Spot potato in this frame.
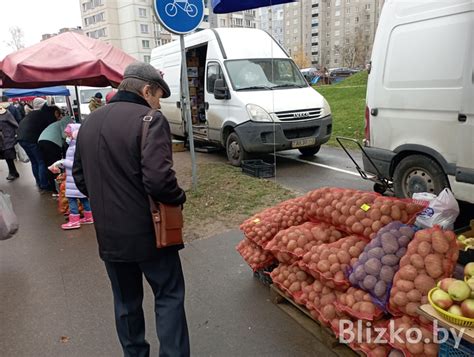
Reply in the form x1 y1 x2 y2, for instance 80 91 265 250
380 266 395 283
374 280 387 297
424 343 438 356
396 247 407 258
329 263 341 274
392 291 407 306
432 230 450 254
405 302 419 317
363 275 377 290
337 251 351 264
348 246 361 258
381 254 399 266
398 235 410 248
424 254 443 279
399 265 417 281
396 279 414 292
406 340 424 355
407 289 422 302
317 260 330 272
328 254 339 265
364 258 382 275
391 206 402 220
354 265 366 280
381 232 399 254
352 222 364 234
368 247 384 259
380 215 392 225
417 241 432 257
380 204 391 215
359 301 376 314
414 274 435 295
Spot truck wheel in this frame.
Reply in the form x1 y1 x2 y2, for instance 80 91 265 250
298 145 321 157
393 155 449 198
226 132 248 166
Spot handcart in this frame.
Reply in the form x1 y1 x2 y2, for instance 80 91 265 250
336 137 393 195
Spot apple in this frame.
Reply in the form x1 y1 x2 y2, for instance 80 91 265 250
465 262 474 279
448 305 463 316
448 280 471 302
437 278 456 293
467 277 474 298
461 299 474 318
431 289 453 310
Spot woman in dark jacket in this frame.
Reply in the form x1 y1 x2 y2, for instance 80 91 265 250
0 106 20 180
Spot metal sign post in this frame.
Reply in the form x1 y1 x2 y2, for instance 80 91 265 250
154 0 205 191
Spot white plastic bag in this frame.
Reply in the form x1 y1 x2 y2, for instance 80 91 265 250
415 188 460 230
0 191 19 240
15 143 30 163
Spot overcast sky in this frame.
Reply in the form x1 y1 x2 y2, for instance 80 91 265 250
1 0 82 59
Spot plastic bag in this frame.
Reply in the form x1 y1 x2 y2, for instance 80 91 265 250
347 222 415 312
415 188 460 230
0 191 19 240
15 143 29 163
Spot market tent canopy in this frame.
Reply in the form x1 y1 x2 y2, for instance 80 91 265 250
0 32 136 89
211 0 296 13
3 86 70 98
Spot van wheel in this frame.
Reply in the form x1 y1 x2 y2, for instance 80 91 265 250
298 145 321 156
226 132 248 167
393 155 449 198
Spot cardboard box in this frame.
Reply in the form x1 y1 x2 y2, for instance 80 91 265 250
187 67 198 78
172 139 185 152
187 57 199 67
189 87 197 96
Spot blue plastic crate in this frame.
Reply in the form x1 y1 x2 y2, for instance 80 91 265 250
438 332 474 357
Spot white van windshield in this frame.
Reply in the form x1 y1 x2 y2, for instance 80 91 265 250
225 59 308 91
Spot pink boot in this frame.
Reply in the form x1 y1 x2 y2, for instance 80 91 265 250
61 214 81 230
80 211 94 225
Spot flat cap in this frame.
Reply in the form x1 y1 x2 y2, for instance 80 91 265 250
124 62 171 98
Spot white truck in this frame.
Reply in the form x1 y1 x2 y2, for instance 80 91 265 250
151 28 332 166
363 0 474 204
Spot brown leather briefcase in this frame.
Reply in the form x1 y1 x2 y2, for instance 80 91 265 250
142 110 184 248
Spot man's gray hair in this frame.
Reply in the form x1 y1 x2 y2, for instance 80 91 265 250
118 77 161 97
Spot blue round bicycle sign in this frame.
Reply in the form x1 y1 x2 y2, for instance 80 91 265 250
154 0 205 34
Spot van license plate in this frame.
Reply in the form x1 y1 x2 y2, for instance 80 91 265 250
291 138 316 148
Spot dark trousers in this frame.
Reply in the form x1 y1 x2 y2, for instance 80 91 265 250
38 140 63 192
104 251 190 357
6 159 18 175
18 140 49 190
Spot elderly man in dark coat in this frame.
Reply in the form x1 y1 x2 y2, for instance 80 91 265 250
72 62 189 357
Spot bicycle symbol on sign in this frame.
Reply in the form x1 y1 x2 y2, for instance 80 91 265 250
165 0 198 18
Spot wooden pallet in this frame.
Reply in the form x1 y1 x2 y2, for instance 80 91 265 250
270 285 363 357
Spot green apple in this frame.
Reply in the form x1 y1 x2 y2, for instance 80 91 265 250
448 280 471 302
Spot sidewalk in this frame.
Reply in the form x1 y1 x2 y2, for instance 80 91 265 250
0 162 336 356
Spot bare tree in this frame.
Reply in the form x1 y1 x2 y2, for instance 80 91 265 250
341 26 369 68
292 48 312 68
6 26 25 51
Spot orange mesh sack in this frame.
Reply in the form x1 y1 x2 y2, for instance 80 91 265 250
240 197 308 247
334 287 385 321
270 263 314 302
264 221 345 264
298 235 368 290
388 227 459 319
305 187 424 239
236 238 276 272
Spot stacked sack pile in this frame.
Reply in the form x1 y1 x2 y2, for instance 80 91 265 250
237 187 461 357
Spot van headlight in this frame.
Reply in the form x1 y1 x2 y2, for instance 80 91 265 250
321 98 331 117
246 104 273 122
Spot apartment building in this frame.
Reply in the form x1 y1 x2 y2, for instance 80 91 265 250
283 0 313 68
208 9 258 29
257 5 284 46
317 0 385 68
79 0 210 62
42 27 84 41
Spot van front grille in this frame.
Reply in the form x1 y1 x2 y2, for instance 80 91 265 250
275 108 322 121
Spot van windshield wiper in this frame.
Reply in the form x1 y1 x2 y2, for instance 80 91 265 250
236 85 274 91
272 83 306 89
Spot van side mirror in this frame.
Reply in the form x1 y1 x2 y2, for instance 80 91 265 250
214 79 230 100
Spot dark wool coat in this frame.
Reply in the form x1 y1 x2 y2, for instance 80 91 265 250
72 91 186 262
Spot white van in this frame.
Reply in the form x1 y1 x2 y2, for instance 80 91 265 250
363 0 474 203
151 28 332 166
53 86 113 119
